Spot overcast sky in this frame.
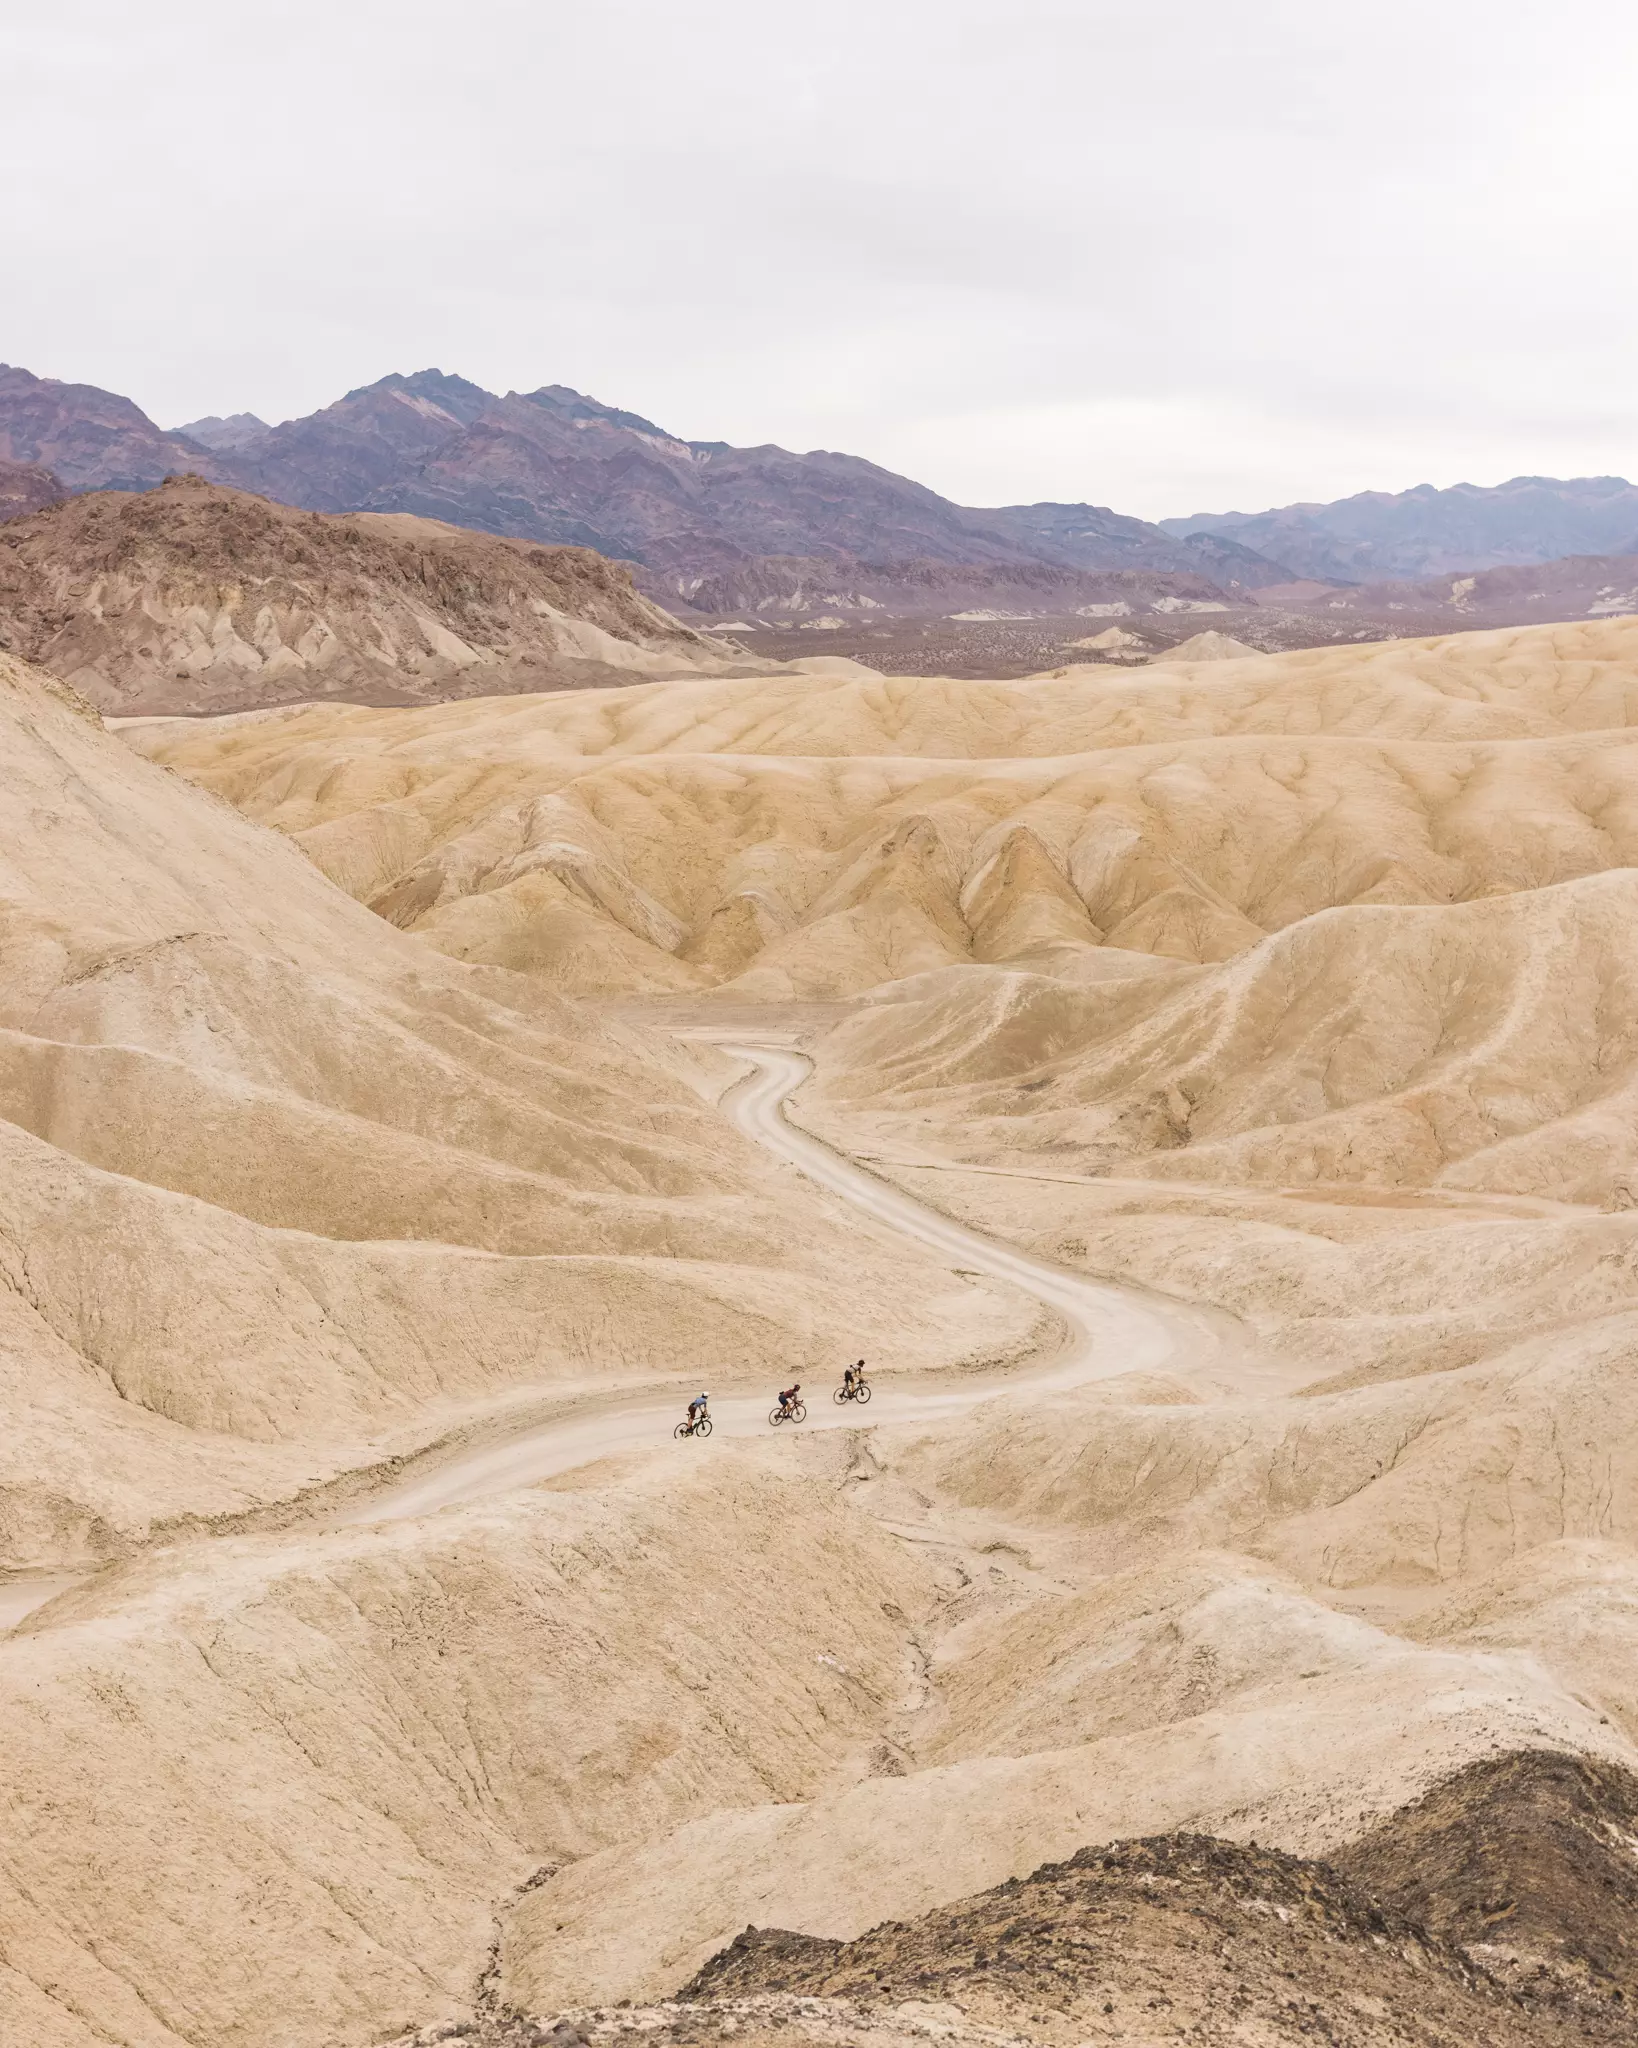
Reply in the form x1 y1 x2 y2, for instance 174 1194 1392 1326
5 1 1637 518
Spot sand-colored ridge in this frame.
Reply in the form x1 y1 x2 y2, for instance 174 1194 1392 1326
125 616 1638 1001
804 867 1638 1203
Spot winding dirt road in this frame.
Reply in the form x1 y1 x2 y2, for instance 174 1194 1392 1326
348 1046 1192 1522
2 1047 1198 1628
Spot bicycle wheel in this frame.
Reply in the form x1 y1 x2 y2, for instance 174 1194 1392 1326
697 1415 713 1436
834 1385 850 1405
854 1382 871 1404
769 1406 786 1427
792 1401 807 1422
674 1421 692 1440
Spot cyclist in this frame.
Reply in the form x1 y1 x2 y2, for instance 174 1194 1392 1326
777 1382 802 1418
843 1359 866 1396
686 1391 709 1433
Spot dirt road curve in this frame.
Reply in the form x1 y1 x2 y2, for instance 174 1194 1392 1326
1 1046 1197 1629
349 1045 1192 1522
719 1043 1190 1384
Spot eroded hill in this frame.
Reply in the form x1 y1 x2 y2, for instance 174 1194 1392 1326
400 1754 1638 2048
0 475 742 714
128 616 1638 1010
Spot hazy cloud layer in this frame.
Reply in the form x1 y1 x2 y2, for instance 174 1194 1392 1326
4 0 1636 516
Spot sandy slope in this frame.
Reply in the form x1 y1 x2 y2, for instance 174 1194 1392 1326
800 867 1638 1202
0 1456 939 2048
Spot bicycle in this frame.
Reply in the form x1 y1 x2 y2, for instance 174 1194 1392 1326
769 1398 807 1426
674 1414 713 1439
833 1377 872 1405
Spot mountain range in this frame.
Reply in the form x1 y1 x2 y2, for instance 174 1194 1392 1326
0 363 1274 616
1 360 1635 615
1162 475 1638 582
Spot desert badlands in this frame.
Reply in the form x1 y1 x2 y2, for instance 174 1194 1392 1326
8 608 1638 2046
